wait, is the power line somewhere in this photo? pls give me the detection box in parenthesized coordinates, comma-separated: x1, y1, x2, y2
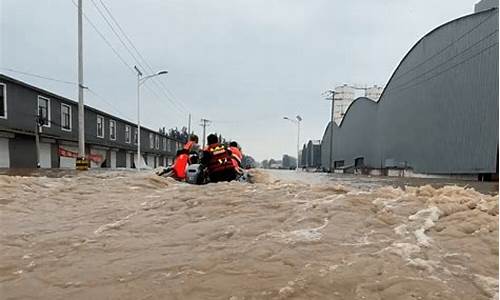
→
(92, 0, 188, 113)
(86, 88, 135, 121)
(69, 0, 186, 121)
(0, 67, 77, 85)
(99, 0, 189, 112)
(71, 0, 134, 73)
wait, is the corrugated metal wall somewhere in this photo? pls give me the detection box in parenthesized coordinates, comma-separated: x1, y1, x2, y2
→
(321, 9, 499, 174)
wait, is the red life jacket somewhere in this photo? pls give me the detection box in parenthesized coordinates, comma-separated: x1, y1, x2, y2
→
(172, 153, 189, 179)
(229, 146, 243, 168)
(205, 144, 235, 175)
(172, 141, 198, 180)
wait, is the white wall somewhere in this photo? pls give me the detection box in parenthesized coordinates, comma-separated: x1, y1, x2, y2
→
(39, 142, 51, 168)
(60, 146, 78, 169)
(110, 151, 116, 169)
(0, 138, 9, 167)
(126, 152, 131, 168)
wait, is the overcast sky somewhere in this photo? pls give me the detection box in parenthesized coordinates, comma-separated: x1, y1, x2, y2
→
(1, 0, 477, 161)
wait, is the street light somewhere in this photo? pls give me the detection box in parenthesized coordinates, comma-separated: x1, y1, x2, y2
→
(135, 66, 168, 171)
(283, 115, 302, 171)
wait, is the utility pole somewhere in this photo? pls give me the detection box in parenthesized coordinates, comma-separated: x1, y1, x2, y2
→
(76, 0, 88, 170)
(283, 115, 302, 171)
(187, 113, 191, 135)
(325, 90, 336, 172)
(200, 118, 211, 148)
(35, 108, 44, 168)
(135, 66, 143, 171)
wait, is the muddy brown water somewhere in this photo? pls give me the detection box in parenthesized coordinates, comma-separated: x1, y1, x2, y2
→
(0, 169, 498, 299)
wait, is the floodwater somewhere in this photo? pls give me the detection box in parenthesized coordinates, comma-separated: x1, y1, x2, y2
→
(0, 169, 498, 299)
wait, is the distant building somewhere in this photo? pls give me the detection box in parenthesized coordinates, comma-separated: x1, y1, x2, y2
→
(333, 84, 355, 125)
(281, 154, 297, 169)
(364, 85, 384, 101)
(332, 84, 384, 124)
(301, 140, 321, 169)
(0, 74, 183, 168)
(300, 145, 307, 167)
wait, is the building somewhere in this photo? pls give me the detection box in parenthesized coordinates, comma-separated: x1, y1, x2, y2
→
(331, 84, 383, 124)
(300, 145, 307, 167)
(321, 7, 498, 179)
(0, 74, 183, 168)
(332, 84, 355, 124)
(364, 85, 383, 101)
(301, 140, 321, 169)
(281, 154, 297, 169)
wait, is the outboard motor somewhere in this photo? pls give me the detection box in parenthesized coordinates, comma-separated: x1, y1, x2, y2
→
(185, 164, 205, 185)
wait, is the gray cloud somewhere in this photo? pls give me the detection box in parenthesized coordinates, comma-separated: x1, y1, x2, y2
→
(1, 0, 476, 160)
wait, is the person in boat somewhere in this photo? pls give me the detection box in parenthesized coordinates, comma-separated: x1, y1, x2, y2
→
(200, 134, 239, 183)
(157, 134, 199, 179)
(228, 141, 244, 174)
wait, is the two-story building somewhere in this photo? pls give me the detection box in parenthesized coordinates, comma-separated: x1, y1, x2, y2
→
(0, 74, 183, 169)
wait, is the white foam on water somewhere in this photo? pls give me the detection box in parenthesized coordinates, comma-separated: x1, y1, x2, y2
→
(394, 224, 409, 236)
(406, 258, 440, 273)
(408, 206, 441, 247)
(266, 218, 329, 244)
(473, 274, 499, 299)
(384, 242, 421, 260)
(286, 218, 329, 243)
(94, 212, 137, 234)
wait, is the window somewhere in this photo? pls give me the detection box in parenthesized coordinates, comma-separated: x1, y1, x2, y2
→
(109, 120, 116, 140)
(334, 160, 344, 169)
(149, 133, 154, 149)
(61, 103, 71, 131)
(37, 96, 51, 127)
(155, 135, 159, 149)
(133, 128, 138, 144)
(167, 139, 171, 152)
(0, 83, 6, 119)
(162, 137, 167, 151)
(97, 115, 104, 138)
(125, 125, 131, 143)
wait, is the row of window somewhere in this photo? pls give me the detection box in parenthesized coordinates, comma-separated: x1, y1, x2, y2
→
(0, 83, 182, 152)
(29, 88, 176, 151)
(93, 114, 175, 151)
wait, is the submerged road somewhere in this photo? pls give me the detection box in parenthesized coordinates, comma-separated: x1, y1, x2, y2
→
(0, 169, 498, 299)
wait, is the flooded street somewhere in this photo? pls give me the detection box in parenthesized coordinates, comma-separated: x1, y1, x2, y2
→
(0, 170, 498, 300)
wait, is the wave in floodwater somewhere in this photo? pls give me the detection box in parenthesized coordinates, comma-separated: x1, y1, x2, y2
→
(0, 169, 498, 300)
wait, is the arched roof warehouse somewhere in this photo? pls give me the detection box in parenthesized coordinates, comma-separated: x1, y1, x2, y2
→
(321, 8, 498, 174)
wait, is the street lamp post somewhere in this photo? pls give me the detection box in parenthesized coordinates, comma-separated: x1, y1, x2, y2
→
(134, 66, 168, 172)
(324, 90, 336, 172)
(283, 115, 302, 170)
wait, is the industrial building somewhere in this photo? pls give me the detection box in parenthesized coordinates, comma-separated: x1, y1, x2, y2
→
(0, 74, 183, 168)
(300, 140, 321, 169)
(320, 7, 498, 179)
(281, 154, 297, 169)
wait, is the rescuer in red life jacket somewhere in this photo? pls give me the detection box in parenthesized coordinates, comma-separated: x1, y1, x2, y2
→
(157, 134, 199, 180)
(200, 134, 238, 183)
(228, 141, 244, 173)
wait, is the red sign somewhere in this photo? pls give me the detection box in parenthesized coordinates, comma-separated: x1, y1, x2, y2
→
(58, 147, 103, 163)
